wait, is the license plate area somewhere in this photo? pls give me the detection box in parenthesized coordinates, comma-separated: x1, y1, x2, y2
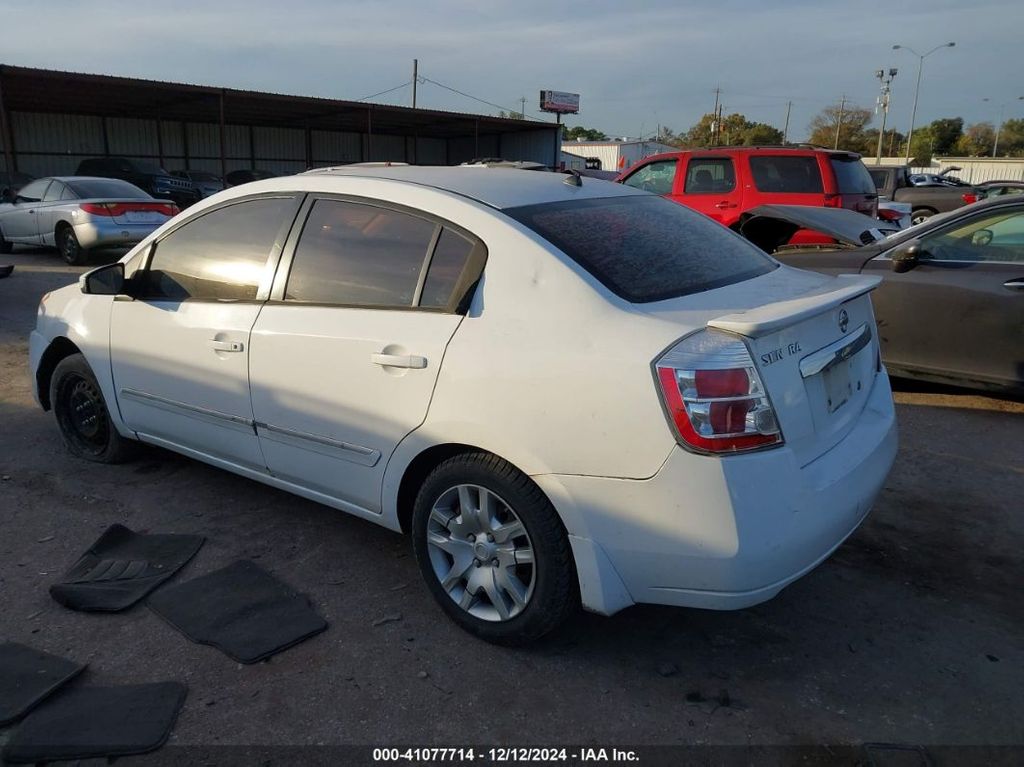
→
(822, 359, 854, 413)
(125, 211, 161, 223)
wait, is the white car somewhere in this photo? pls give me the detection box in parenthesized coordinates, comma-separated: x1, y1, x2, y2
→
(29, 167, 897, 643)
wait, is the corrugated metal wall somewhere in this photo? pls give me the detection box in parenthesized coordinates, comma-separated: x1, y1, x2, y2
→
(0, 110, 558, 177)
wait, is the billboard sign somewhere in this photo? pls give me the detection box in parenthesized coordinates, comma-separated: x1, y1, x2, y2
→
(539, 90, 580, 114)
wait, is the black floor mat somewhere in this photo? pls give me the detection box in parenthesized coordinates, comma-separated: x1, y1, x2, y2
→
(0, 642, 86, 726)
(148, 559, 328, 664)
(50, 524, 205, 612)
(1, 682, 187, 764)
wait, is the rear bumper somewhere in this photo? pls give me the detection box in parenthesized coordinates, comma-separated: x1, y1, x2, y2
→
(536, 371, 897, 615)
(73, 220, 161, 250)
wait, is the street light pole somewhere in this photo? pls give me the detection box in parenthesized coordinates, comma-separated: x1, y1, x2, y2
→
(893, 42, 955, 164)
(874, 68, 897, 164)
(986, 96, 1024, 157)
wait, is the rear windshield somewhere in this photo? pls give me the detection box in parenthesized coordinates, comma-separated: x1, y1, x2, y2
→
(67, 179, 150, 199)
(868, 169, 888, 191)
(505, 195, 776, 303)
(749, 156, 823, 194)
(830, 156, 876, 194)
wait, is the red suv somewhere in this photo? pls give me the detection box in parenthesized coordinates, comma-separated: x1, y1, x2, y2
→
(615, 146, 878, 228)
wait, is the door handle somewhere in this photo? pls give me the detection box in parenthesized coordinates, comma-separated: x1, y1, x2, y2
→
(1004, 279, 1024, 292)
(371, 352, 427, 369)
(714, 201, 738, 209)
(209, 339, 244, 352)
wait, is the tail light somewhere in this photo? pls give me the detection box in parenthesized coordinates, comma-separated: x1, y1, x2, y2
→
(877, 209, 904, 222)
(961, 192, 978, 204)
(80, 202, 179, 217)
(823, 193, 843, 208)
(655, 329, 782, 454)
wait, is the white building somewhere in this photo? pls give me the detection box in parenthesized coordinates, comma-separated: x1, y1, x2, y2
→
(561, 139, 677, 173)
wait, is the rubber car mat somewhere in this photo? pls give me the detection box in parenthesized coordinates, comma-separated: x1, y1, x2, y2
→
(50, 524, 205, 612)
(0, 642, 86, 726)
(1, 682, 187, 764)
(147, 559, 328, 664)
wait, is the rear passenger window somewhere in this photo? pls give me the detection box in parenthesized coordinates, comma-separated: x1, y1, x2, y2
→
(286, 199, 437, 307)
(749, 156, 823, 193)
(684, 158, 735, 193)
(420, 229, 477, 309)
(140, 197, 292, 301)
(622, 160, 677, 195)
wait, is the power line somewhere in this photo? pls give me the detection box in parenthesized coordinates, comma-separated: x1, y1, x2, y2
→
(417, 75, 554, 121)
(356, 81, 412, 102)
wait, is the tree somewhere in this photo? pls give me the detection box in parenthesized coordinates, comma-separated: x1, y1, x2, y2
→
(741, 122, 785, 146)
(681, 112, 755, 147)
(995, 118, 1024, 156)
(498, 110, 524, 120)
(562, 125, 608, 141)
(927, 117, 964, 156)
(953, 122, 996, 157)
(807, 103, 873, 152)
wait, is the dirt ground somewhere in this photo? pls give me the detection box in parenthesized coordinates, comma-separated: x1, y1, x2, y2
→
(0, 250, 1021, 757)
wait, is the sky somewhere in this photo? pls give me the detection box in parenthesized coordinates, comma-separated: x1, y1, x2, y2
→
(2, 0, 1021, 142)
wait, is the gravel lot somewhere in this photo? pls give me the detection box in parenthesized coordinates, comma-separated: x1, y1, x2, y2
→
(1, 249, 1021, 755)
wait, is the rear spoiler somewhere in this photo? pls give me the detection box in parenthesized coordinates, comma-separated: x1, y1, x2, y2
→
(707, 275, 881, 338)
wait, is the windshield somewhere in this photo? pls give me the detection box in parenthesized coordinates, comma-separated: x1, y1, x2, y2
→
(67, 179, 151, 199)
(134, 161, 169, 176)
(188, 172, 221, 182)
(505, 195, 776, 303)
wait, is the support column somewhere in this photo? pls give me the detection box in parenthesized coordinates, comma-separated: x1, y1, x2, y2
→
(0, 67, 16, 174)
(219, 90, 227, 178)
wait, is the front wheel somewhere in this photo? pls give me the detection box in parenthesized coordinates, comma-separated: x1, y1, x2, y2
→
(0, 225, 12, 255)
(57, 225, 86, 265)
(51, 353, 136, 463)
(411, 453, 578, 645)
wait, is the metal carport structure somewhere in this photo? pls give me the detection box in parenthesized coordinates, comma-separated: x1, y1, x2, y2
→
(0, 65, 558, 177)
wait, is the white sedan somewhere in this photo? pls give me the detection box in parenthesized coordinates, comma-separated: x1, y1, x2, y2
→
(29, 167, 897, 643)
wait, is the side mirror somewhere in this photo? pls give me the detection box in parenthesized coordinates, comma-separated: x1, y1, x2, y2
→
(891, 241, 925, 273)
(80, 262, 127, 295)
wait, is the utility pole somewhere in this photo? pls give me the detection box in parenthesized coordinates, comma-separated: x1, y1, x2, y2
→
(412, 59, 418, 108)
(711, 87, 721, 145)
(834, 95, 846, 150)
(519, 96, 526, 119)
(783, 101, 792, 144)
(875, 68, 898, 164)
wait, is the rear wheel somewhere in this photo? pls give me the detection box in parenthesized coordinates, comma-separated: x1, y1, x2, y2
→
(911, 208, 935, 226)
(411, 452, 578, 645)
(56, 224, 85, 265)
(51, 353, 136, 463)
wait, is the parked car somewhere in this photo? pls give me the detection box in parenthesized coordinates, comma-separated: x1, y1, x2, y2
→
(866, 165, 980, 225)
(877, 199, 912, 230)
(908, 167, 967, 186)
(224, 169, 279, 187)
(0, 177, 179, 264)
(742, 198, 1024, 394)
(171, 170, 225, 199)
(75, 158, 199, 209)
(30, 168, 896, 643)
(0, 171, 35, 200)
(615, 146, 879, 228)
(979, 180, 1024, 199)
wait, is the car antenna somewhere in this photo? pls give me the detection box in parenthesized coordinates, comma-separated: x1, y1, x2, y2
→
(563, 169, 583, 187)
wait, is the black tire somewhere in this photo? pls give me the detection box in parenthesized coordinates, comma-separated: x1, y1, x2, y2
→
(0, 225, 12, 255)
(411, 452, 578, 645)
(50, 353, 136, 463)
(56, 224, 86, 265)
(911, 208, 935, 226)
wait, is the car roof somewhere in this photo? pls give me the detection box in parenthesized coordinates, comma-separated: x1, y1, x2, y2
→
(301, 166, 647, 209)
(46, 176, 138, 183)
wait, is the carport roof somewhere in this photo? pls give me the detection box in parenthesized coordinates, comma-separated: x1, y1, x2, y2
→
(0, 65, 554, 139)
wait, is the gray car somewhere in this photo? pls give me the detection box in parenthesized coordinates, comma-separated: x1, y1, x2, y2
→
(0, 177, 179, 264)
(171, 169, 225, 199)
(742, 200, 1024, 394)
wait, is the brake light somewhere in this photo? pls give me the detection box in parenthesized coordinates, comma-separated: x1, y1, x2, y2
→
(961, 192, 978, 204)
(823, 193, 843, 208)
(655, 330, 782, 454)
(80, 202, 179, 217)
(877, 209, 904, 222)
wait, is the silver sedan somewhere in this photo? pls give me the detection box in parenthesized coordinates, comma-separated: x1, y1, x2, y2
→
(0, 177, 179, 264)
